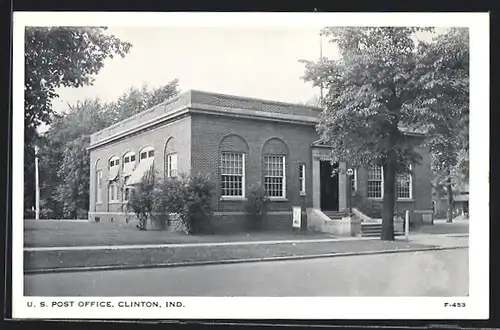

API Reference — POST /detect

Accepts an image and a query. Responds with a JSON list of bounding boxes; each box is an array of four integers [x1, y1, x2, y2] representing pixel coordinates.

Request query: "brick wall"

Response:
[[190, 113, 318, 216], [89, 116, 192, 216]]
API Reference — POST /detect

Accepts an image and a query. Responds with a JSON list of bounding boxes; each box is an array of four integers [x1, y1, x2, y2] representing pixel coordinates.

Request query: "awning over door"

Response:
[[126, 158, 154, 186]]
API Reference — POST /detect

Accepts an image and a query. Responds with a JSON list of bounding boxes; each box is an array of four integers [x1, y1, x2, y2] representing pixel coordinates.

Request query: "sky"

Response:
[[52, 26, 340, 114], [48, 25, 445, 130]]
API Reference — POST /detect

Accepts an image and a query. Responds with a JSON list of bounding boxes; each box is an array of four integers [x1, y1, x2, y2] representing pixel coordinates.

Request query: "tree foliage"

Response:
[[301, 27, 468, 240], [414, 28, 469, 222], [54, 136, 90, 218], [25, 27, 132, 135], [24, 27, 132, 214]]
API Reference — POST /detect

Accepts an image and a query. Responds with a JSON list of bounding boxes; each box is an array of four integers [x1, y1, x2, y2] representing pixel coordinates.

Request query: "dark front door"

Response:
[[320, 161, 339, 211]]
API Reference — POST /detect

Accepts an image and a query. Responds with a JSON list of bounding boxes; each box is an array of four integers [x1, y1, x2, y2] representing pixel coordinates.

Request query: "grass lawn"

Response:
[[24, 239, 433, 271], [24, 220, 337, 248], [414, 220, 469, 235]]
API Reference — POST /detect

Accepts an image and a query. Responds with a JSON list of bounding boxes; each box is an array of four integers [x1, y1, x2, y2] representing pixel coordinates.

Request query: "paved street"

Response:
[[25, 248, 468, 297]]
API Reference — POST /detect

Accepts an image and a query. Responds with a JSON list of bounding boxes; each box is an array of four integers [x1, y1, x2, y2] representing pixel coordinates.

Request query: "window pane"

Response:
[[220, 152, 244, 196], [148, 150, 154, 158], [131, 155, 136, 161], [264, 156, 285, 197], [367, 166, 382, 198], [397, 172, 411, 198]]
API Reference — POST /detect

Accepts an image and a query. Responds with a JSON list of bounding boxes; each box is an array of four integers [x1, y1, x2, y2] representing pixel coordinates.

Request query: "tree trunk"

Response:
[[381, 158, 397, 241], [446, 176, 454, 223]]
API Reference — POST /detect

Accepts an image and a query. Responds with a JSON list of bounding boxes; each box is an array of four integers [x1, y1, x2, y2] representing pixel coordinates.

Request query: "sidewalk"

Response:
[[24, 233, 468, 274]]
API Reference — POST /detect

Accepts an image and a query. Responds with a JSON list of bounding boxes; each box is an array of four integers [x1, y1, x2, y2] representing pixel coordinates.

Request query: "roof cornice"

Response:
[[88, 104, 319, 150]]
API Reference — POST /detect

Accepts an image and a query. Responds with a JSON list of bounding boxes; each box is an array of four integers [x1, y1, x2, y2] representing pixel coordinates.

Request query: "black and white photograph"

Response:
[[12, 12, 489, 320]]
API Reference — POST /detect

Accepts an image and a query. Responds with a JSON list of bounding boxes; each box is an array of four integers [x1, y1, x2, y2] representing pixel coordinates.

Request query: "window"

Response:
[[123, 187, 130, 202], [366, 165, 412, 199], [108, 182, 119, 203], [367, 165, 383, 198], [264, 155, 286, 198], [140, 147, 154, 162], [299, 164, 306, 195], [109, 156, 120, 170], [351, 168, 358, 193], [96, 170, 102, 204], [220, 152, 245, 197], [397, 167, 412, 199], [122, 176, 130, 203], [166, 153, 178, 178], [123, 152, 136, 177]]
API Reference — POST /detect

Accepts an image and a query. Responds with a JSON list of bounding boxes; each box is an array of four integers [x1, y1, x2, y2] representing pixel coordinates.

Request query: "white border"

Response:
[[13, 12, 489, 320]]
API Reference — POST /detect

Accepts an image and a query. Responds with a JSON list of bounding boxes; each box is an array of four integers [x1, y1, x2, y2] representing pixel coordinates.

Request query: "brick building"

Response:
[[88, 90, 433, 234]]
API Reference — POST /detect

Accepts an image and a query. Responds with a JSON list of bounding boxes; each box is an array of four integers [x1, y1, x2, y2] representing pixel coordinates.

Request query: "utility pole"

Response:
[[34, 145, 40, 220]]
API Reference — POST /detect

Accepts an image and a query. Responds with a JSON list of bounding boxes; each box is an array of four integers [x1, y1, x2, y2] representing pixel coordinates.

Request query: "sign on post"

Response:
[[293, 206, 302, 229]]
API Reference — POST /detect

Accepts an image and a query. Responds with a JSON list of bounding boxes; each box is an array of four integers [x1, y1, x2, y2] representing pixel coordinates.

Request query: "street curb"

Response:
[[24, 245, 468, 275]]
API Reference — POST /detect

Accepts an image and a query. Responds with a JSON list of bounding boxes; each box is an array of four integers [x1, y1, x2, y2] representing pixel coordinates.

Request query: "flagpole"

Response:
[[34, 145, 40, 220], [319, 31, 324, 108]]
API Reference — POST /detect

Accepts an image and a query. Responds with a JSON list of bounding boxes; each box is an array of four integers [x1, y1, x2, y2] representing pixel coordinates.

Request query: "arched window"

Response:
[[219, 134, 249, 199], [127, 147, 155, 186], [122, 151, 136, 176], [122, 151, 136, 202], [164, 138, 178, 178], [139, 146, 154, 162], [108, 156, 120, 203], [95, 159, 102, 204], [262, 138, 288, 199]]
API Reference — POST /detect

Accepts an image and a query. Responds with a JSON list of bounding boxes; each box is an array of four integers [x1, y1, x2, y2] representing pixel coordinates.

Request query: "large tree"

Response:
[[39, 83, 180, 218], [300, 27, 467, 240], [24, 27, 132, 215], [414, 28, 469, 222]]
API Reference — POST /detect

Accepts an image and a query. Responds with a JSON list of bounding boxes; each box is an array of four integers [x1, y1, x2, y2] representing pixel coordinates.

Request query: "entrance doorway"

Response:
[[320, 161, 339, 211]]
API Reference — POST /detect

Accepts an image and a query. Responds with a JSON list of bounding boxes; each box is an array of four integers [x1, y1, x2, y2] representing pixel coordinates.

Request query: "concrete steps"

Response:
[[322, 211, 352, 220], [361, 223, 405, 237]]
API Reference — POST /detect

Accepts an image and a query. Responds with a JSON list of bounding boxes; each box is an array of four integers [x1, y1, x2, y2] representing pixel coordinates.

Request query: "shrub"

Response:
[[126, 167, 156, 230], [183, 174, 216, 234], [155, 173, 216, 234], [244, 183, 269, 231], [154, 174, 188, 229]]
